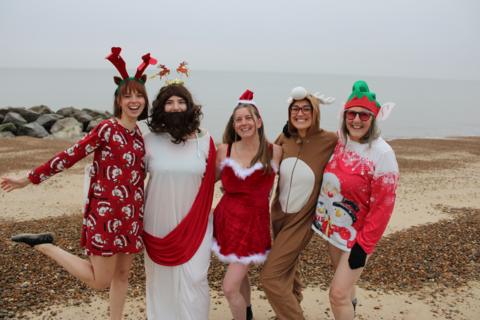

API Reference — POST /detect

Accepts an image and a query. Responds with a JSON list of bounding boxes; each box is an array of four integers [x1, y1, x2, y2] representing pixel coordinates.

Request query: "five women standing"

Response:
[[2, 53, 399, 320]]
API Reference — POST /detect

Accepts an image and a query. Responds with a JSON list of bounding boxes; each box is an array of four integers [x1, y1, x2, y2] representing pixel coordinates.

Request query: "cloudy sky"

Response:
[[1, 0, 479, 79]]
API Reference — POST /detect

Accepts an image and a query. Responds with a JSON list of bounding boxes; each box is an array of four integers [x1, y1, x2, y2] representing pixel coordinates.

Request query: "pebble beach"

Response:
[[1, 136, 479, 319]]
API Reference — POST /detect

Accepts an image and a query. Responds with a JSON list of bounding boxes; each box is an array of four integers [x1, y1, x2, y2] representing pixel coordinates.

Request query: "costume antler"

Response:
[[176, 61, 189, 77], [106, 47, 129, 79], [135, 53, 158, 79]]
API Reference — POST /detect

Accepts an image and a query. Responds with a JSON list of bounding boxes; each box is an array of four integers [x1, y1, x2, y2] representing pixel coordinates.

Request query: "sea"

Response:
[[1, 67, 479, 142]]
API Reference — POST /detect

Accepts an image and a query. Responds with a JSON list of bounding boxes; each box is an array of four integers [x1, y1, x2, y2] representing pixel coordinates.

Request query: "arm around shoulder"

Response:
[[272, 144, 282, 169]]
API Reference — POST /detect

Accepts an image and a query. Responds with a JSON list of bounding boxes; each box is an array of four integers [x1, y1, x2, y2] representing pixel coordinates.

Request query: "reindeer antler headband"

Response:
[[106, 47, 157, 90], [150, 60, 190, 86]]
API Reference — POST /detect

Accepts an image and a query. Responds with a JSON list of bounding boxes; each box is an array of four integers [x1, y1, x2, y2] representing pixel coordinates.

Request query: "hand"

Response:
[[0, 177, 31, 192], [348, 242, 367, 270]]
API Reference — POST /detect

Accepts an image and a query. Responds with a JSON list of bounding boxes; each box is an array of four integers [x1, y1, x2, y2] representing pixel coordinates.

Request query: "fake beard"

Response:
[[161, 112, 193, 142]]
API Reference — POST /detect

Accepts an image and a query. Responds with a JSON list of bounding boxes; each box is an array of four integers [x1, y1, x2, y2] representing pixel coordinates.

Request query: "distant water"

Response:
[[1, 67, 479, 141]]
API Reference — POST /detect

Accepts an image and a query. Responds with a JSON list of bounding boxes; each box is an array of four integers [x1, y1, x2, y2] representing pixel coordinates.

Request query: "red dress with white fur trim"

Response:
[[213, 145, 275, 265]]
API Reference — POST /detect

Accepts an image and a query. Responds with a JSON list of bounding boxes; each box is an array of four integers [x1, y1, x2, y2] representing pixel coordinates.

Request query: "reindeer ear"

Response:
[[139, 74, 147, 83], [114, 76, 123, 85]]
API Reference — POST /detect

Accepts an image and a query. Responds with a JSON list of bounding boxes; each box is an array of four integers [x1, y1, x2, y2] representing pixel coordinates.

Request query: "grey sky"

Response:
[[1, 0, 479, 79]]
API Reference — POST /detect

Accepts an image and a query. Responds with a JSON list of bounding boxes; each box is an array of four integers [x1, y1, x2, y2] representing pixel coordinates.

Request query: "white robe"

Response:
[[143, 130, 212, 320]]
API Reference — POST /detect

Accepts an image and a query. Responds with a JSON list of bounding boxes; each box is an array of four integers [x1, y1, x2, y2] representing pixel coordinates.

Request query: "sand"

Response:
[[1, 136, 479, 319]]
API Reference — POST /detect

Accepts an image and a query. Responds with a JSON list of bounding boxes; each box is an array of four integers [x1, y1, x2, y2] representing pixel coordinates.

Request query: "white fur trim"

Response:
[[212, 240, 269, 265], [221, 158, 263, 180], [238, 99, 256, 105]]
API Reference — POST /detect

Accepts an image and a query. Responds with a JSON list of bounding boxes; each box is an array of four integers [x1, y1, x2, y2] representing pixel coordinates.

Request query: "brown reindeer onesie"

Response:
[[261, 88, 337, 319]]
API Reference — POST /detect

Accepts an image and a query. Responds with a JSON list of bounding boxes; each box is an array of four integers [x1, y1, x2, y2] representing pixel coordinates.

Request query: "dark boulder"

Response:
[[8, 107, 41, 122], [17, 122, 49, 138], [3, 112, 27, 126], [29, 105, 53, 115], [36, 114, 64, 132]]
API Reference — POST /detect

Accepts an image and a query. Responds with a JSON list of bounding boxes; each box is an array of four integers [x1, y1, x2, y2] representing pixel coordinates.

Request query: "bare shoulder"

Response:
[[216, 143, 229, 163]]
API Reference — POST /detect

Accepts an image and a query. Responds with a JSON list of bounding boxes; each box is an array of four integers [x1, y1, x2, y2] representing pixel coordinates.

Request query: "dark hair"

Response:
[[148, 84, 203, 144], [341, 111, 380, 145], [113, 79, 149, 121], [286, 98, 316, 137], [223, 104, 273, 173]]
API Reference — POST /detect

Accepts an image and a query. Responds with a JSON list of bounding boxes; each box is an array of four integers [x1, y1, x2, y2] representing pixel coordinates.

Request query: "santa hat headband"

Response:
[[237, 89, 256, 106], [106, 47, 157, 87]]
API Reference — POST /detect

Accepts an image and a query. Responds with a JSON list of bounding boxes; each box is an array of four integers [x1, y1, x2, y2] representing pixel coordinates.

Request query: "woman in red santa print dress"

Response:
[[1, 47, 156, 320], [312, 80, 399, 320], [213, 90, 282, 320]]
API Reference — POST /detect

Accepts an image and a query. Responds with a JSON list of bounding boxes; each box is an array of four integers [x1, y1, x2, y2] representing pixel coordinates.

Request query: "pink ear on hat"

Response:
[[237, 89, 256, 105]]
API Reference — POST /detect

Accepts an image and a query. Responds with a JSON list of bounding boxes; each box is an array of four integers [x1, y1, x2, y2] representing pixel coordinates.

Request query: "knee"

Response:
[[223, 281, 240, 300], [114, 267, 131, 283], [329, 286, 350, 306], [89, 279, 111, 290]]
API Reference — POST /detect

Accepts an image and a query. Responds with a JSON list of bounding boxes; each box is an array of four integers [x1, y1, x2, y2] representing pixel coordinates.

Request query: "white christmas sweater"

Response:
[[312, 137, 399, 254]]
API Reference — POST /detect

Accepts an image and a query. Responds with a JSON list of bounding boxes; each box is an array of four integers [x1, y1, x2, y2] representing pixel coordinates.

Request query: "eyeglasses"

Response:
[[290, 105, 312, 114], [345, 110, 372, 121]]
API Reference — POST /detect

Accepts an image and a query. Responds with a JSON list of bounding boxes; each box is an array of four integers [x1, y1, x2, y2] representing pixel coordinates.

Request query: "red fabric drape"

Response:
[[143, 138, 216, 266]]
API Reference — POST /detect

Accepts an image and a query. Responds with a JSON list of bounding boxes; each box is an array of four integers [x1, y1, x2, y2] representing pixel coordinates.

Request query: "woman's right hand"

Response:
[[0, 177, 31, 192]]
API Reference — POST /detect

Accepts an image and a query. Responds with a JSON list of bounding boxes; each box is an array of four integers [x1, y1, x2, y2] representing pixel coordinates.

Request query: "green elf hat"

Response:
[[344, 80, 381, 117]]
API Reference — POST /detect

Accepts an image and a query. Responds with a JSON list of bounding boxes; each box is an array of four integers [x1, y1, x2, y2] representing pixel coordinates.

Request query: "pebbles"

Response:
[[1, 205, 478, 317]]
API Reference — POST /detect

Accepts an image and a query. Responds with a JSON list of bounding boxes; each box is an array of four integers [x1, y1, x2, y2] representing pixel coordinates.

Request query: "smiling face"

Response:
[[164, 95, 187, 113], [289, 99, 313, 136], [345, 106, 374, 142], [117, 90, 146, 122], [233, 105, 262, 140]]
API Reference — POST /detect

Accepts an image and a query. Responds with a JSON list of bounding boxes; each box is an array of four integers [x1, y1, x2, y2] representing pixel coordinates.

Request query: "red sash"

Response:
[[143, 138, 216, 266]]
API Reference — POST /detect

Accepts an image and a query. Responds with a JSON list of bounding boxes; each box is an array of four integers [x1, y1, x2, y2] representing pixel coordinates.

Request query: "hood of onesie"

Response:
[[286, 87, 321, 137]]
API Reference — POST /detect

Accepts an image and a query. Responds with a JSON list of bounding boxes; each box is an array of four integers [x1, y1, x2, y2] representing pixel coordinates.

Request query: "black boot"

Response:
[[11, 233, 54, 247], [246, 305, 253, 320], [352, 297, 358, 317]]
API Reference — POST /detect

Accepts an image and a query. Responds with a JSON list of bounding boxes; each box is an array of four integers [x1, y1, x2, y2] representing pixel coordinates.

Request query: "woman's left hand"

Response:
[[348, 242, 367, 269]]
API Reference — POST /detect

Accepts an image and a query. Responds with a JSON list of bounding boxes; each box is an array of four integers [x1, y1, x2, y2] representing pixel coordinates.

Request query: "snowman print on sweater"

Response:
[[314, 172, 359, 250]]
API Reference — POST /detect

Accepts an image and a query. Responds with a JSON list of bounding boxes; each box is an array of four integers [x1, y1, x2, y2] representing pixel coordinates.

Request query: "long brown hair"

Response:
[[223, 104, 273, 173], [113, 79, 149, 120]]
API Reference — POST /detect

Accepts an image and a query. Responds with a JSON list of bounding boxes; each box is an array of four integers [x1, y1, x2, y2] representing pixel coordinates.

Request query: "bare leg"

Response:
[[109, 253, 135, 320], [328, 245, 358, 307], [240, 275, 251, 307], [35, 244, 116, 289], [328, 249, 364, 320], [223, 263, 250, 320]]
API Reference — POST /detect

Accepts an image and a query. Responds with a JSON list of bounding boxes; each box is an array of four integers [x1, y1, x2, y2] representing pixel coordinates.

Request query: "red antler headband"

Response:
[[106, 47, 157, 84]]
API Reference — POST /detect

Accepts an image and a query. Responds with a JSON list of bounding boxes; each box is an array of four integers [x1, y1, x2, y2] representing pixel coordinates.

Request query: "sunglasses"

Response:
[[345, 110, 372, 121], [290, 105, 313, 114]]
